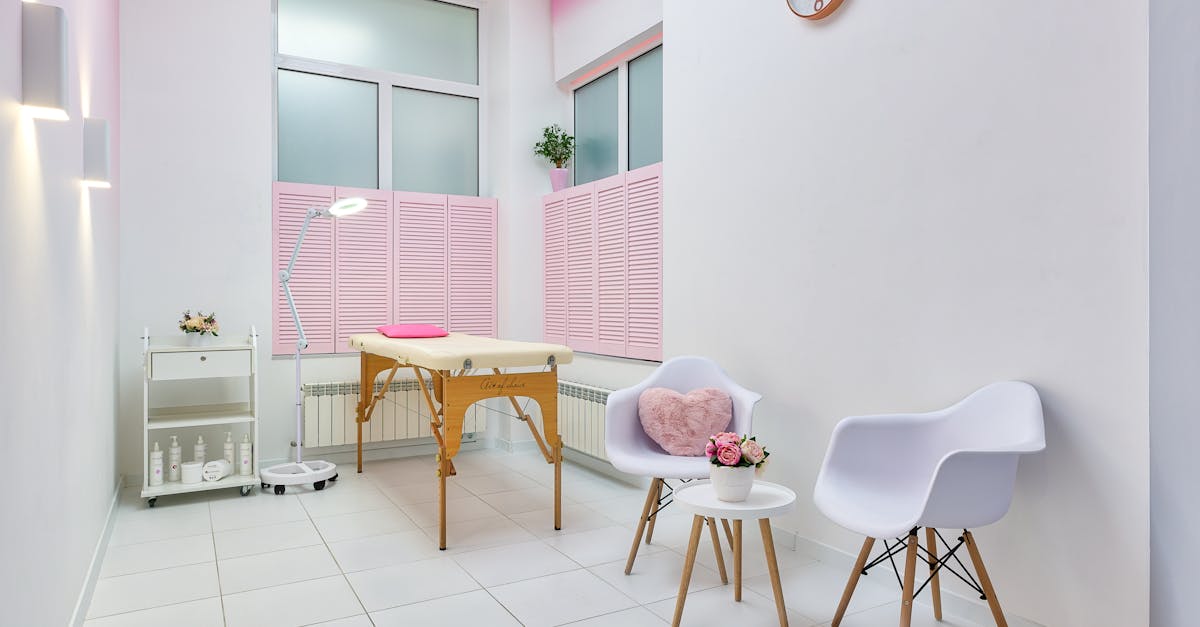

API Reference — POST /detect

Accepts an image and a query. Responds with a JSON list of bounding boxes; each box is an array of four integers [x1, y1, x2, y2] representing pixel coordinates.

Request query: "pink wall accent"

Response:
[[273, 181, 336, 355], [543, 163, 662, 360], [395, 190, 450, 329], [448, 195, 499, 337], [334, 187, 393, 353]]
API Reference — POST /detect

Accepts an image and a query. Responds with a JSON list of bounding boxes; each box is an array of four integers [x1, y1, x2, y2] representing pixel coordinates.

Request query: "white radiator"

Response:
[[558, 380, 611, 460], [302, 379, 487, 448]]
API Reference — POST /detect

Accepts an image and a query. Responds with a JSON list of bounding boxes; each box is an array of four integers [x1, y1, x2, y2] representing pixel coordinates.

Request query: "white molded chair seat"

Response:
[[604, 356, 763, 577], [814, 381, 1045, 627]]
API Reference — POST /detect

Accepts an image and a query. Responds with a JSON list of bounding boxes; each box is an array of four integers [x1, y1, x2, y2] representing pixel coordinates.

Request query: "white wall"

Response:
[[0, 0, 121, 623], [551, 0, 662, 82], [1149, 0, 1200, 624], [550, 1, 1150, 625]]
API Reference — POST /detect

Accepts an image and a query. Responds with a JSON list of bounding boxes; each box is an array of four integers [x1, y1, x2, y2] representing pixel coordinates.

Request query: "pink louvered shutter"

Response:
[[595, 173, 628, 356], [395, 191, 448, 328], [565, 183, 598, 353], [273, 182, 336, 355], [333, 188, 392, 353], [542, 191, 568, 345], [625, 164, 663, 360], [448, 195, 498, 337]]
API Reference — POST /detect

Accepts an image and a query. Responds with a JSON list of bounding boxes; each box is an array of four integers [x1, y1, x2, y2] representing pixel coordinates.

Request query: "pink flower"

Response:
[[705, 441, 717, 456], [740, 439, 765, 464], [713, 432, 741, 446], [716, 442, 742, 466]]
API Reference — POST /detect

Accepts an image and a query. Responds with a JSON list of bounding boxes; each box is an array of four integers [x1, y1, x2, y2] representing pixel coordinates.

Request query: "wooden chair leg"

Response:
[[900, 529, 919, 627], [964, 531, 1009, 627], [645, 479, 664, 544], [926, 527, 942, 621], [832, 537, 875, 627], [707, 517, 729, 584], [672, 516, 706, 627], [625, 478, 661, 575]]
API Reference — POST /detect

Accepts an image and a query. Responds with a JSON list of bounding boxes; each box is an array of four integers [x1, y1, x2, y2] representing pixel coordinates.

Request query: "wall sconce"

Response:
[[22, 1, 69, 120], [83, 118, 110, 188]]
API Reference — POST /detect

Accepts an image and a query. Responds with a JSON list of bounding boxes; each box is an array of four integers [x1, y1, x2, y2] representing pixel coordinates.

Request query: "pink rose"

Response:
[[740, 439, 765, 464], [716, 442, 742, 466], [705, 440, 717, 456], [714, 432, 741, 446]]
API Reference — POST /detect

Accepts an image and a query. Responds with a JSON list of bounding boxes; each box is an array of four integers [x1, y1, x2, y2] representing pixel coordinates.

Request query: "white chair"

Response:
[[605, 356, 763, 578], [814, 381, 1044, 627]]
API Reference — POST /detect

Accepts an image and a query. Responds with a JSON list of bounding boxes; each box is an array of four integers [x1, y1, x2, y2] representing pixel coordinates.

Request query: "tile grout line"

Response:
[[207, 501, 229, 627], [297, 481, 375, 624]]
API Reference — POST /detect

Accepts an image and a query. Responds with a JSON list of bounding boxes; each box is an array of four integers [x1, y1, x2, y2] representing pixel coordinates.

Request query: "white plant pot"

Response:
[[710, 465, 755, 502], [186, 333, 212, 346]]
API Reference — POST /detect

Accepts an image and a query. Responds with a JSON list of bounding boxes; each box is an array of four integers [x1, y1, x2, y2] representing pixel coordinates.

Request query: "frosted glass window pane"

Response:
[[278, 0, 478, 84], [278, 70, 378, 189], [392, 87, 478, 195], [628, 45, 663, 169], [574, 70, 619, 185]]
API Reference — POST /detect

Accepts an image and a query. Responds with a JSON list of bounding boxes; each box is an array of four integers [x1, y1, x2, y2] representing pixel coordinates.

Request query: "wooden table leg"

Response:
[[901, 529, 919, 627], [672, 516, 706, 627], [707, 517, 729, 584], [926, 527, 943, 621], [759, 519, 789, 626], [437, 451, 448, 550], [553, 438, 562, 530], [721, 518, 734, 551], [733, 519, 743, 601]]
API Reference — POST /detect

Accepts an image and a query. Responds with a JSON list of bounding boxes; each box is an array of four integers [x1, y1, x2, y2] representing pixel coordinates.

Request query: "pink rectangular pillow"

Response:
[[375, 324, 449, 338]]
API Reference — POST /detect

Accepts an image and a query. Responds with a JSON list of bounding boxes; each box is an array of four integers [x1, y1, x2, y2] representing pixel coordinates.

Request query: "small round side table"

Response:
[[671, 480, 797, 627]]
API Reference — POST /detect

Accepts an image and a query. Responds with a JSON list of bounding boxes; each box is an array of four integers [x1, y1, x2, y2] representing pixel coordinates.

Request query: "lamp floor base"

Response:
[[261, 460, 338, 487]]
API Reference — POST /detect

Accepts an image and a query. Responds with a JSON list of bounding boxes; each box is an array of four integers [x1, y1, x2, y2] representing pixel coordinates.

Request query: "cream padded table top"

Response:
[[348, 332, 574, 371], [674, 481, 798, 520]]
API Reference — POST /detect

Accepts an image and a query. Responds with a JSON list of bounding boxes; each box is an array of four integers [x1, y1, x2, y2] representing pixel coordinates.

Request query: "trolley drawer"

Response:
[[151, 349, 252, 381]]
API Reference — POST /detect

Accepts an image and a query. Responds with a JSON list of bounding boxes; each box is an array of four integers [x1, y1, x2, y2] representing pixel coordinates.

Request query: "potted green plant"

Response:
[[534, 124, 575, 191]]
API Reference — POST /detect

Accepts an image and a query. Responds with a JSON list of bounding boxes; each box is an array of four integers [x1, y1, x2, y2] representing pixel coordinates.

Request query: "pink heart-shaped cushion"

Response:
[[638, 387, 733, 456]]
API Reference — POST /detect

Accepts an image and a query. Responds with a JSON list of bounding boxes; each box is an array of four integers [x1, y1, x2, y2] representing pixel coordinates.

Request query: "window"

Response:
[[275, 0, 484, 194], [571, 44, 663, 185]]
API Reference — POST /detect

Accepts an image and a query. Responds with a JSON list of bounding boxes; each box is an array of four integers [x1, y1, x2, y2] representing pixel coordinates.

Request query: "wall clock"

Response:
[[786, 0, 847, 20]]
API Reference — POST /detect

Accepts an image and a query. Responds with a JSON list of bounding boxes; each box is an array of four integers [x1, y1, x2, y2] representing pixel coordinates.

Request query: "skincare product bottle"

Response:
[[223, 432, 235, 464], [194, 435, 206, 465], [167, 435, 182, 482], [238, 434, 252, 476], [149, 441, 164, 487]]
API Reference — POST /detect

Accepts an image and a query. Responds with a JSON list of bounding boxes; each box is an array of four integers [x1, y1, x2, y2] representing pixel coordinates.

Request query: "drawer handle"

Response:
[[200, 356, 207, 362]]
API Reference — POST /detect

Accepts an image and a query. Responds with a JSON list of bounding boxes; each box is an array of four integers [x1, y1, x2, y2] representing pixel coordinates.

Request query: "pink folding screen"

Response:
[[449, 196, 498, 337], [273, 183, 498, 355], [395, 191, 449, 329], [274, 182, 335, 355], [542, 163, 662, 360], [334, 189, 392, 353]]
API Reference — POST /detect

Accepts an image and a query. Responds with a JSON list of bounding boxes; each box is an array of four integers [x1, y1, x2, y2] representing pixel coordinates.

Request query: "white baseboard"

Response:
[[70, 474, 122, 627], [792, 534, 1044, 627]]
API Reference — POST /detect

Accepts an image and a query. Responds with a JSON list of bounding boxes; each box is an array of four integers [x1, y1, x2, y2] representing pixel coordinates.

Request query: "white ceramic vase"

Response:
[[186, 333, 212, 346], [710, 465, 755, 502]]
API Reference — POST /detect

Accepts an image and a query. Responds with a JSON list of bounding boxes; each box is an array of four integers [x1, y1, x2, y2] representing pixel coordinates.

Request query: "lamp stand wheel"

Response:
[[314, 480, 326, 491], [330, 474, 338, 482], [240, 486, 252, 496], [274, 485, 286, 495], [261, 482, 269, 490], [147, 497, 157, 508]]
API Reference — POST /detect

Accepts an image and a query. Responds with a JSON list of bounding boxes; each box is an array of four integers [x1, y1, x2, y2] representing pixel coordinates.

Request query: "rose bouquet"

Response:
[[179, 310, 220, 336], [706, 432, 770, 476]]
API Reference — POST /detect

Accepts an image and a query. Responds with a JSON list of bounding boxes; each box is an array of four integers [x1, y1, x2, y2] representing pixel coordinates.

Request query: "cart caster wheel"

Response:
[[274, 485, 286, 495], [147, 497, 157, 508], [314, 480, 326, 491], [329, 474, 338, 482], [240, 486, 252, 496], [261, 482, 269, 490]]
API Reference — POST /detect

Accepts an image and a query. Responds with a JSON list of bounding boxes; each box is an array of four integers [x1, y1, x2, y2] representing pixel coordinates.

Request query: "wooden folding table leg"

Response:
[[626, 478, 661, 575], [707, 517, 729, 584], [832, 537, 875, 626], [759, 519, 789, 626], [437, 449, 448, 550], [671, 515, 706, 627], [645, 479, 664, 544], [733, 519, 743, 601], [964, 531, 1009, 627], [553, 437, 562, 530], [926, 527, 943, 621], [900, 529, 919, 627]]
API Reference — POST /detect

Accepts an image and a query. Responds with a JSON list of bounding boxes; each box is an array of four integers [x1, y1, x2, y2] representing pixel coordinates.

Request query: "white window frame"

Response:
[[571, 41, 662, 183], [272, 0, 489, 194]]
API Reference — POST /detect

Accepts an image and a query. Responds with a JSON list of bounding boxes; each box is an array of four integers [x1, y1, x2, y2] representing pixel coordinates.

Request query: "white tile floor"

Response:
[[85, 449, 983, 626]]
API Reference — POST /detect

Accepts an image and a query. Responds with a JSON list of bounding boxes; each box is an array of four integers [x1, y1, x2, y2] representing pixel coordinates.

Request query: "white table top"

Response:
[[674, 481, 798, 520]]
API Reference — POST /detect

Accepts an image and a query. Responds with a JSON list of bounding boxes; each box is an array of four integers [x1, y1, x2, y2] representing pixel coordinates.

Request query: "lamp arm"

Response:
[[279, 208, 320, 351]]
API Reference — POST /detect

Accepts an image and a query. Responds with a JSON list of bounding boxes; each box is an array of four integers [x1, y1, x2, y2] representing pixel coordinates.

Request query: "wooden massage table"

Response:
[[349, 332, 574, 549]]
